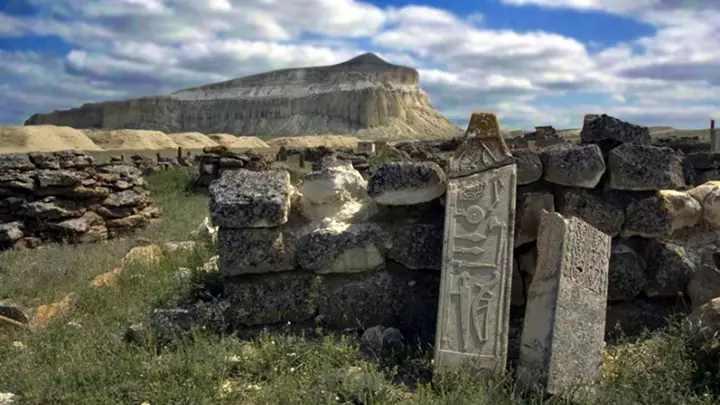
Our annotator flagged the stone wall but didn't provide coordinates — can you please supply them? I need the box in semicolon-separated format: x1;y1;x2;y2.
0;151;161;250
211;113;720;354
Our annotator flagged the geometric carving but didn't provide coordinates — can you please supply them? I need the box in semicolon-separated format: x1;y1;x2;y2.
517;211;611;394
434;163;517;374
447;112;515;179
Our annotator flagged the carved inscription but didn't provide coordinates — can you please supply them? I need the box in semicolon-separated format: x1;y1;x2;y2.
435;164;517;371
564;217;610;296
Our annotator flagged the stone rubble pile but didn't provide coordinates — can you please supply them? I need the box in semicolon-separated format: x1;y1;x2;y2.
0;151;160;250
195;146;275;187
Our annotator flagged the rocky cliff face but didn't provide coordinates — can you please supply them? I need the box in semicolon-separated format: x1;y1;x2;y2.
25;53;462;140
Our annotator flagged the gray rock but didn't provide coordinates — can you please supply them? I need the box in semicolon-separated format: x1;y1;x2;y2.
540;144;606;188
28;152;60;169
210;170;292;228
218;227;296;276
51;211;105;234
580;114;651;146
387;223;442;270
0;154;34;171
55;150;94;169
359;325;407;364
608;242;646;302
102;190;148;207
97;164;143;178
687;251;720;309
126;302;229;346
687;297;720;349
514;191;555;247
0;172;35;191
606;298;686;339
512;148;543;185
623;194;674;238
0;221;24;243
607;143;685;190
644;240;695;298
368;161;446;205
22;199;85;219
557;188;625;236
36;169;89;188
224;272;320;326
296;223;385;274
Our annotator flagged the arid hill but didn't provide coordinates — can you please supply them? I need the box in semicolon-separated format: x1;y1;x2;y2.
24;53;462;141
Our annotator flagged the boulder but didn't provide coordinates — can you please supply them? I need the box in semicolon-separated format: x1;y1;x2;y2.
607;143;685;190
623;190;701;238
557;188;625;236
296;222;385;274
0;221;24;243
298;165;376;223
687;251;720;309
608;242;646;302
540;144;606;188
359;325;407;365
218;227;296;276
514;191;555;247
580;114;651;146
368;161;446;205
512;149;543;185
644;240;695;298
687;297;720;349
210;170;293;228
387;223;443;270
687;181;720;226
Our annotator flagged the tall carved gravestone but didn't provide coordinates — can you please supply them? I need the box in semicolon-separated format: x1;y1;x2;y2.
434;112;517;374
517;211;611;394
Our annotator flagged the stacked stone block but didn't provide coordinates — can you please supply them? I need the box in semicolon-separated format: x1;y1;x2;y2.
0;151;161;250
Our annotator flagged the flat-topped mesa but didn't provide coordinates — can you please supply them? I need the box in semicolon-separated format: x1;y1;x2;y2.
24;53;460;140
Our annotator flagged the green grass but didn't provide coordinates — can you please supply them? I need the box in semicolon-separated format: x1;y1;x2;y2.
1;167;719;404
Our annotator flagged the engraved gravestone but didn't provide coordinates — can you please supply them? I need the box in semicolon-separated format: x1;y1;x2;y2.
434;112;517;374
517;211;611;394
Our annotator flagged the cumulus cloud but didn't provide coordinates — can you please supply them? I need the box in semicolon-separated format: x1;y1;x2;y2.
0;0;717;129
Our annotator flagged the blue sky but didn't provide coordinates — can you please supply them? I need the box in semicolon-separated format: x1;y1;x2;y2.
0;0;718;130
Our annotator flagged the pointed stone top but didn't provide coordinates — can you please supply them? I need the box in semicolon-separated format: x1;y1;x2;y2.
447;112;514;179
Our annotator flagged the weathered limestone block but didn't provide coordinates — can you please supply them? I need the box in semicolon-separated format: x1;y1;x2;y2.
0;221;23;243
580;114;651;146
643;240;695;298
28;152;59;169
22;199;85;219
210;170;292;228
540;144;606;188
55;151;94;169
224;272;320;326
557;188;625;236
607;143;685;190
608;241;646;302
368;161;446;205
387;223;443;270
446;112;514;178
296;222;385;274
317;267;439;337
36;169;89;188
0;154;35;171
435;164;517;373
623;190;701;238
298;165;376;222
514;191;554;247
512;149;543;185
687;181;720;225
51;211;108;243
687;251;720;309
218;227;296;276
0;172;35;191
518;212;610;395
103;190;148;207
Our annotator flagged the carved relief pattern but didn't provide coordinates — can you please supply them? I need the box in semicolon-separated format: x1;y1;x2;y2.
439;168;514;358
450;141;500;177
563;219;610;296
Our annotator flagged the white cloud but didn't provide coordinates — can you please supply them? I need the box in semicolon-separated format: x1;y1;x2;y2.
0;0;717;129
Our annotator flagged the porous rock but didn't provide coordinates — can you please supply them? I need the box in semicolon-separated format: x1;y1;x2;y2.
296;222;385;274
557;188;625;236
210;170;292;228
687;251;720;309
218;227;296;276
387;223;442;270
687;297;720;349
580;114;651;146
512;148;543;185
644;240;695;298
623;190;701;238
368;161;446;205
540;144;606;188
0;221;24;243
300;165;367;204
0;154;34;171
607;143;685;190
608;242;646;302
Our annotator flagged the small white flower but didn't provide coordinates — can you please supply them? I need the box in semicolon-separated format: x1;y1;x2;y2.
11;341;25;350
290;367;296;372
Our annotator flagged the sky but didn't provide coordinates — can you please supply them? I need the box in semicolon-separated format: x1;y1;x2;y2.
0;0;718;130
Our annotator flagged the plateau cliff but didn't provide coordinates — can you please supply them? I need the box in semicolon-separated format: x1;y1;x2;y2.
25;53;462;140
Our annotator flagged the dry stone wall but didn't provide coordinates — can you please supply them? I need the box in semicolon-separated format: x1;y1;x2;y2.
212;113;720;359
0;151;160;250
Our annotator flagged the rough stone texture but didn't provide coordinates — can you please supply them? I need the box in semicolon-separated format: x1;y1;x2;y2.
644;240;695;298
512;149;543;185
687;297;720;349
296;222;385;274
608;241;646;302
298;165;376;223
447;112;514;178
434;164;517;374
224;272;321;326
606;298;686;338
367;161;446;205
687;181;720;225
607;143;685;191
0;153;158;250
387;223;443;270
25;53;462;141
540;144;606;188
580;114;651;147
209;170;292;228
518;212;610;395
514;191;554;247
218;227;297;276
623;191;701;238
557;188;625;236
687;251;720;309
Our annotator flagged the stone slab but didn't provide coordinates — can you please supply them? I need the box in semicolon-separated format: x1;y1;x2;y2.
447;112;514;179
434;163;517;374
517;211;611;395
218;227;297;276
